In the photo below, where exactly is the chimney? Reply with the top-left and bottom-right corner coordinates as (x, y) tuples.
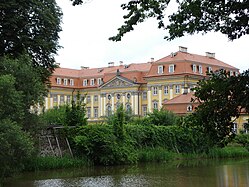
(108, 62), (114, 67)
(206, 52), (215, 58)
(81, 66), (89, 70)
(179, 46), (188, 53)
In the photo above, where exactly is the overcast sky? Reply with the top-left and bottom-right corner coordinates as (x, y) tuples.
(55, 0), (249, 72)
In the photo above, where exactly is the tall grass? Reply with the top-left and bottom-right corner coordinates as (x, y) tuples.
(137, 147), (175, 162)
(25, 156), (91, 171)
(208, 146), (249, 159)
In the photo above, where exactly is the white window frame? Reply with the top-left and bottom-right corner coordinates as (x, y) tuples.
(69, 79), (74, 86)
(94, 95), (98, 102)
(56, 77), (61, 85)
(199, 65), (203, 74)
(164, 86), (168, 95)
(153, 101), (158, 110)
(169, 64), (175, 73)
(94, 108), (98, 118)
(153, 86), (158, 95)
(97, 78), (102, 85)
(87, 95), (91, 103)
(232, 123), (238, 134)
(175, 85), (180, 94)
(142, 92), (147, 100)
(208, 66), (212, 73)
(87, 108), (91, 118)
(83, 79), (88, 86)
(158, 65), (164, 74)
(90, 79), (95, 86)
(142, 105), (147, 116)
(192, 64), (197, 73)
(63, 78), (68, 85)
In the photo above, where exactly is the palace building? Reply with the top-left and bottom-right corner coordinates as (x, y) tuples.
(45, 46), (248, 132)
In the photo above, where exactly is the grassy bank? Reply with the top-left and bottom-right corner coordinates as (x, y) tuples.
(24, 156), (91, 171)
(25, 146), (249, 171)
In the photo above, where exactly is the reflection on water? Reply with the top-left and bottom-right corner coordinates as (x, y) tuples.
(4, 159), (249, 187)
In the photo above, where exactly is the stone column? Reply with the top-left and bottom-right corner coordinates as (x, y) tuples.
(103, 94), (106, 116)
(90, 95), (94, 118)
(50, 96), (53, 108)
(45, 97), (49, 110)
(134, 92), (138, 115)
(158, 85), (162, 109)
(99, 94), (102, 117)
(169, 84), (173, 99)
(147, 86), (152, 112)
(57, 95), (60, 106)
(122, 92), (126, 106)
(111, 93), (114, 111)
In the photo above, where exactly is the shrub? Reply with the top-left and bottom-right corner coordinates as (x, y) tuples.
(0, 119), (34, 179)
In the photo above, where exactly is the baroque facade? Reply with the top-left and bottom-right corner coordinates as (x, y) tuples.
(45, 46), (247, 130)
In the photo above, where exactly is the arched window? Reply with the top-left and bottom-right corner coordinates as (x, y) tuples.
(126, 103), (131, 112)
(106, 105), (112, 116)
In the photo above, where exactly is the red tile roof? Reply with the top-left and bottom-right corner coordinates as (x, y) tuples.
(164, 92), (198, 105)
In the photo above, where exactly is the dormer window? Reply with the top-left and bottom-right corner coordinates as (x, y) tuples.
(199, 65), (203, 74)
(83, 79), (88, 86)
(158, 65), (164, 74)
(63, 78), (68, 85)
(69, 79), (74, 86)
(207, 66), (212, 73)
(235, 71), (239, 76)
(192, 64), (197, 73)
(169, 64), (175, 73)
(97, 78), (102, 85)
(230, 71), (233, 76)
(90, 79), (95, 86)
(56, 77), (61, 85)
(187, 105), (193, 112)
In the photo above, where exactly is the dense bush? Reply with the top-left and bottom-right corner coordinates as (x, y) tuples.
(234, 134), (249, 151)
(40, 106), (67, 125)
(0, 120), (34, 179)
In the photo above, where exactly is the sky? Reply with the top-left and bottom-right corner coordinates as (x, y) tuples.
(55, 0), (249, 72)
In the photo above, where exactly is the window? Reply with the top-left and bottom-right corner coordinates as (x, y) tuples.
(235, 71), (239, 76)
(230, 71), (233, 76)
(116, 93), (121, 100)
(69, 79), (74, 86)
(243, 123), (248, 134)
(83, 79), (88, 86)
(208, 66), (212, 73)
(87, 108), (91, 118)
(232, 123), (238, 134)
(60, 95), (64, 104)
(192, 64), (197, 73)
(164, 86), (169, 95)
(98, 78), (102, 85)
(175, 85), (180, 94)
(94, 95), (98, 102)
(127, 93), (131, 99)
(158, 65), (164, 74)
(107, 94), (112, 100)
(126, 104), (131, 112)
(199, 65), (203, 74)
(153, 101), (158, 110)
(107, 105), (112, 116)
(63, 78), (68, 85)
(187, 105), (193, 112)
(90, 79), (95, 86)
(56, 77), (61, 85)
(169, 64), (175, 73)
(94, 108), (98, 118)
(153, 86), (158, 95)
(53, 95), (57, 103)
(87, 95), (91, 103)
(67, 95), (71, 103)
(142, 105), (147, 116)
(142, 92), (147, 100)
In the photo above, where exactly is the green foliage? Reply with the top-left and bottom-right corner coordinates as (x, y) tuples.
(0, 74), (24, 122)
(73, 125), (137, 165)
(0, 55), (48, 128)
(0, 119), (34, 179)
(191, 70), (249, 148)
(65, 91), (87, 126)
(40, 106), (67, 125)
(0, 0), (62, 82)
(107, 0), (249, 41)
(113, 104), (125, 140)
(234, 134), (249, 151)
(145, 109), (180, 126)
(208, 146), (249, 159)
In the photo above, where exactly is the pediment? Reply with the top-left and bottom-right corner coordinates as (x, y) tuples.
(100, 76), (135, 89)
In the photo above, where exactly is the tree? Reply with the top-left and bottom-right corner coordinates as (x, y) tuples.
(69, 0), (249, 41)
(191, 70), (249, 147)
(0, 0), (62, 82)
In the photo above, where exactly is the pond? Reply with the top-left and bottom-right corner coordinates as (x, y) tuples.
(4, 159), (249, 187)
